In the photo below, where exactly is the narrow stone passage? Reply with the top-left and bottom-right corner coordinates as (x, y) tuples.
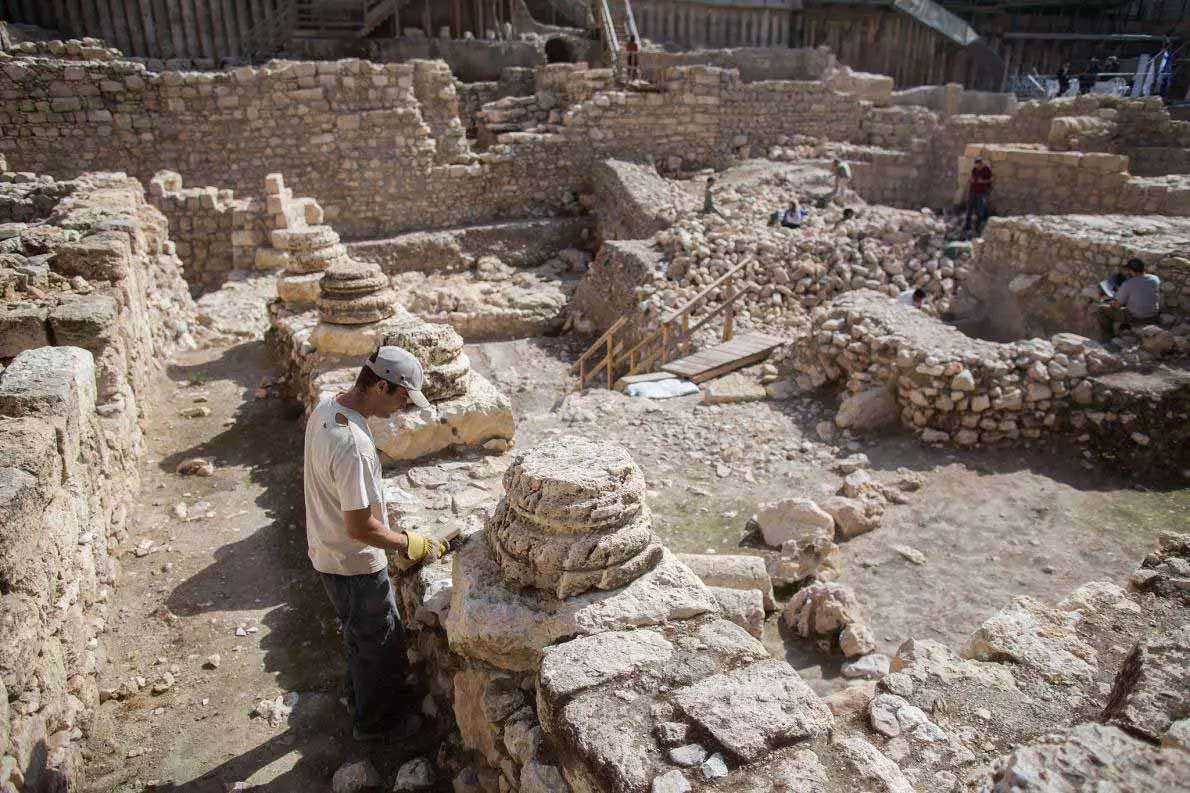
(82, 341), (420, 792)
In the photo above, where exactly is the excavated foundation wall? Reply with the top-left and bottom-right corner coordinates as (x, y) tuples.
(852, 95), (1190, 211)
(963, 215), (1190, 341)
(0, 172), (195, 790)
(146, 172), (269, 294)
(793, 290), (1190, 470)
(0, 50), (869, 240)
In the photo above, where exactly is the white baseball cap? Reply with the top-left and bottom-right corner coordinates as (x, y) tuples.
(365, 346), (431, 408)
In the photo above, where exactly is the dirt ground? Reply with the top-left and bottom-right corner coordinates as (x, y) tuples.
(82, 334), (1189, 790)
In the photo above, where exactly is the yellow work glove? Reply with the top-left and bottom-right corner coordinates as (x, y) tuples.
(402, 529), (447, 565)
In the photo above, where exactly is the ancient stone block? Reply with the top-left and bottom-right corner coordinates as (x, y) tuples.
(48, 294), (118, 348)
(672, 660), (832, 762)
(51, 231), (131, 281)
(485, 438), (663, 599)
(0, 304), (48, 359)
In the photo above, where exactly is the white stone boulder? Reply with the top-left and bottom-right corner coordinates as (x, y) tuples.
(835, 386), (899, 431)
(756, 498), (834, 547)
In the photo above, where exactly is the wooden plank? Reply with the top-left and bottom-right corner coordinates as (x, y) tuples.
(195, 0), (214, 59)
(233, 0), (252, 57)
(94, 0), (118, 49)
(206, 0), (226, 60)
(120, 0), (145, 55)
(176, 0), (199, 60)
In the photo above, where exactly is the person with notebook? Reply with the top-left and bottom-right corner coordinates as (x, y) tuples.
(1097, 258), (1161, 337)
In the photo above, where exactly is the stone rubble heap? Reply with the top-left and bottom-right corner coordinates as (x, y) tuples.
(0, 170), (195, 791)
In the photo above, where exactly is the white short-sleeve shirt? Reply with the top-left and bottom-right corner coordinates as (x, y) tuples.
(303, 395), (388, 576)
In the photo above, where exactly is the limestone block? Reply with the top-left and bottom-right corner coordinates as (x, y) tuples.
(538, 628), (675, 707)
(369, 372), (513, 462)
(673, 553), (775, 611)
(277, 272), (323, 306)
(961, 596), (1098, 684)
(453, 667), (525, 765)
(707, 587), (764, 638)
(701, 373), (766, 404)
(0, 305), (48, 359)
(671, 660), (832, 762)
(51, 231), (131, 281)
(0, 593), (44, 693)
(485, 438), (663, 599)
(756, 498), (834, 548)
(0, 416), (62, 484)
(444, 537), (718, 672)
(0, 347), (96, 470)
(48, 295), (118, 348)
(1102, 625), (1190, 742)
(832, 735), (912, 793)
(836, 386), (899, 431)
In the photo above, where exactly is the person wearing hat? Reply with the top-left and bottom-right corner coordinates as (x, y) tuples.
(303, 345), (445, 741)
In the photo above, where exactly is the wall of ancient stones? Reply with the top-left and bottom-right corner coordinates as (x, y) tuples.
(0, 172), (195, 790)
(962, 214), (1190, 341)
(0, 48), (877, 240)
(958, 145), (1190, 218)
(146, 171), (269, 294)
(793, 290), (1190, 468)
(853, 94), (1190, 211)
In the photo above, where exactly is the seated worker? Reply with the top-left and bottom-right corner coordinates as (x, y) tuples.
(1097, 258), (1161, 337)
(780, 200), (807, 229)
(896, 287), (926, 309)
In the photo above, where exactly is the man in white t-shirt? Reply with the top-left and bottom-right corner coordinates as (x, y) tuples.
(896, 287), (925, 309)
(303, 345), (445, 741)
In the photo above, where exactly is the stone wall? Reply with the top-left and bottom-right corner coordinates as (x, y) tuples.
(792, 290), (1190, 469)
(0, 171), (195, 790)
(589, 159), (698, 242)
(640, 46), (837, 83)
(146, 171), (267, 294)
(962, 214), (1190, 341)
(0, 50), (872, 239)
(958, 145), (1190, 217)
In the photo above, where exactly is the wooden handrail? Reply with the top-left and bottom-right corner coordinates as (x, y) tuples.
(662, 260), (749, 326)
(570, 259), (752, 390)
(570, 316), (627, 373)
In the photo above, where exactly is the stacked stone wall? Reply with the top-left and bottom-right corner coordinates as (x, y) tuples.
(0, 172), (195, 790)
(0, 52), (874, 239)
(146, 171), (269, 294)
(793, 290), (1190, 469)
(959, 145), (1190, 217)
(963, 214), (1190, 341)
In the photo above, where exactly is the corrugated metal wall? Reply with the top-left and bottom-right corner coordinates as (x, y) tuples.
(0, 0), (281, 61)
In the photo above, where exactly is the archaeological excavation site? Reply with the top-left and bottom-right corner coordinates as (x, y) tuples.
(1, 0), (1189, 791)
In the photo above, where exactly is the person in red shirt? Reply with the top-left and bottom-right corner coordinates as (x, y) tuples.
(625, 35), (640, 80)
(964, 157), (993, 238)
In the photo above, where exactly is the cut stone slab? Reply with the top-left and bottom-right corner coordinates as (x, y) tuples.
(701, 372), (767, 404)
(672, 659), (832, 762)
(539, 628), (674, 705)
(1102, 624), (1190, 742)
(0, 305), (48, 359)
(445, 536), (718, 671)
(674, 553), (776, 611)
(369, 372), (513, 462)
(707, 586), (764, 639)
(832, 735), (912, 793)
(756, 498), (834, 548)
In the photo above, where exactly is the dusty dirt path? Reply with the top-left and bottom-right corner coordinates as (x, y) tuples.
(83, 341), (420, 792)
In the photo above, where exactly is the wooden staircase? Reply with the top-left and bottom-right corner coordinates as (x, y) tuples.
(592, 0), (641, 80)
(571, 260), (783, 390)
(291, 0), (400, 39)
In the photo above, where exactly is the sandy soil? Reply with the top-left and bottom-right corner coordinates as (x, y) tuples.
(84, 342), (426, 792)
(82, 335), (1188, 789)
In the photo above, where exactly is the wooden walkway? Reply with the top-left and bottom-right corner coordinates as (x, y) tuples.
(661, 332), (785, 384)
